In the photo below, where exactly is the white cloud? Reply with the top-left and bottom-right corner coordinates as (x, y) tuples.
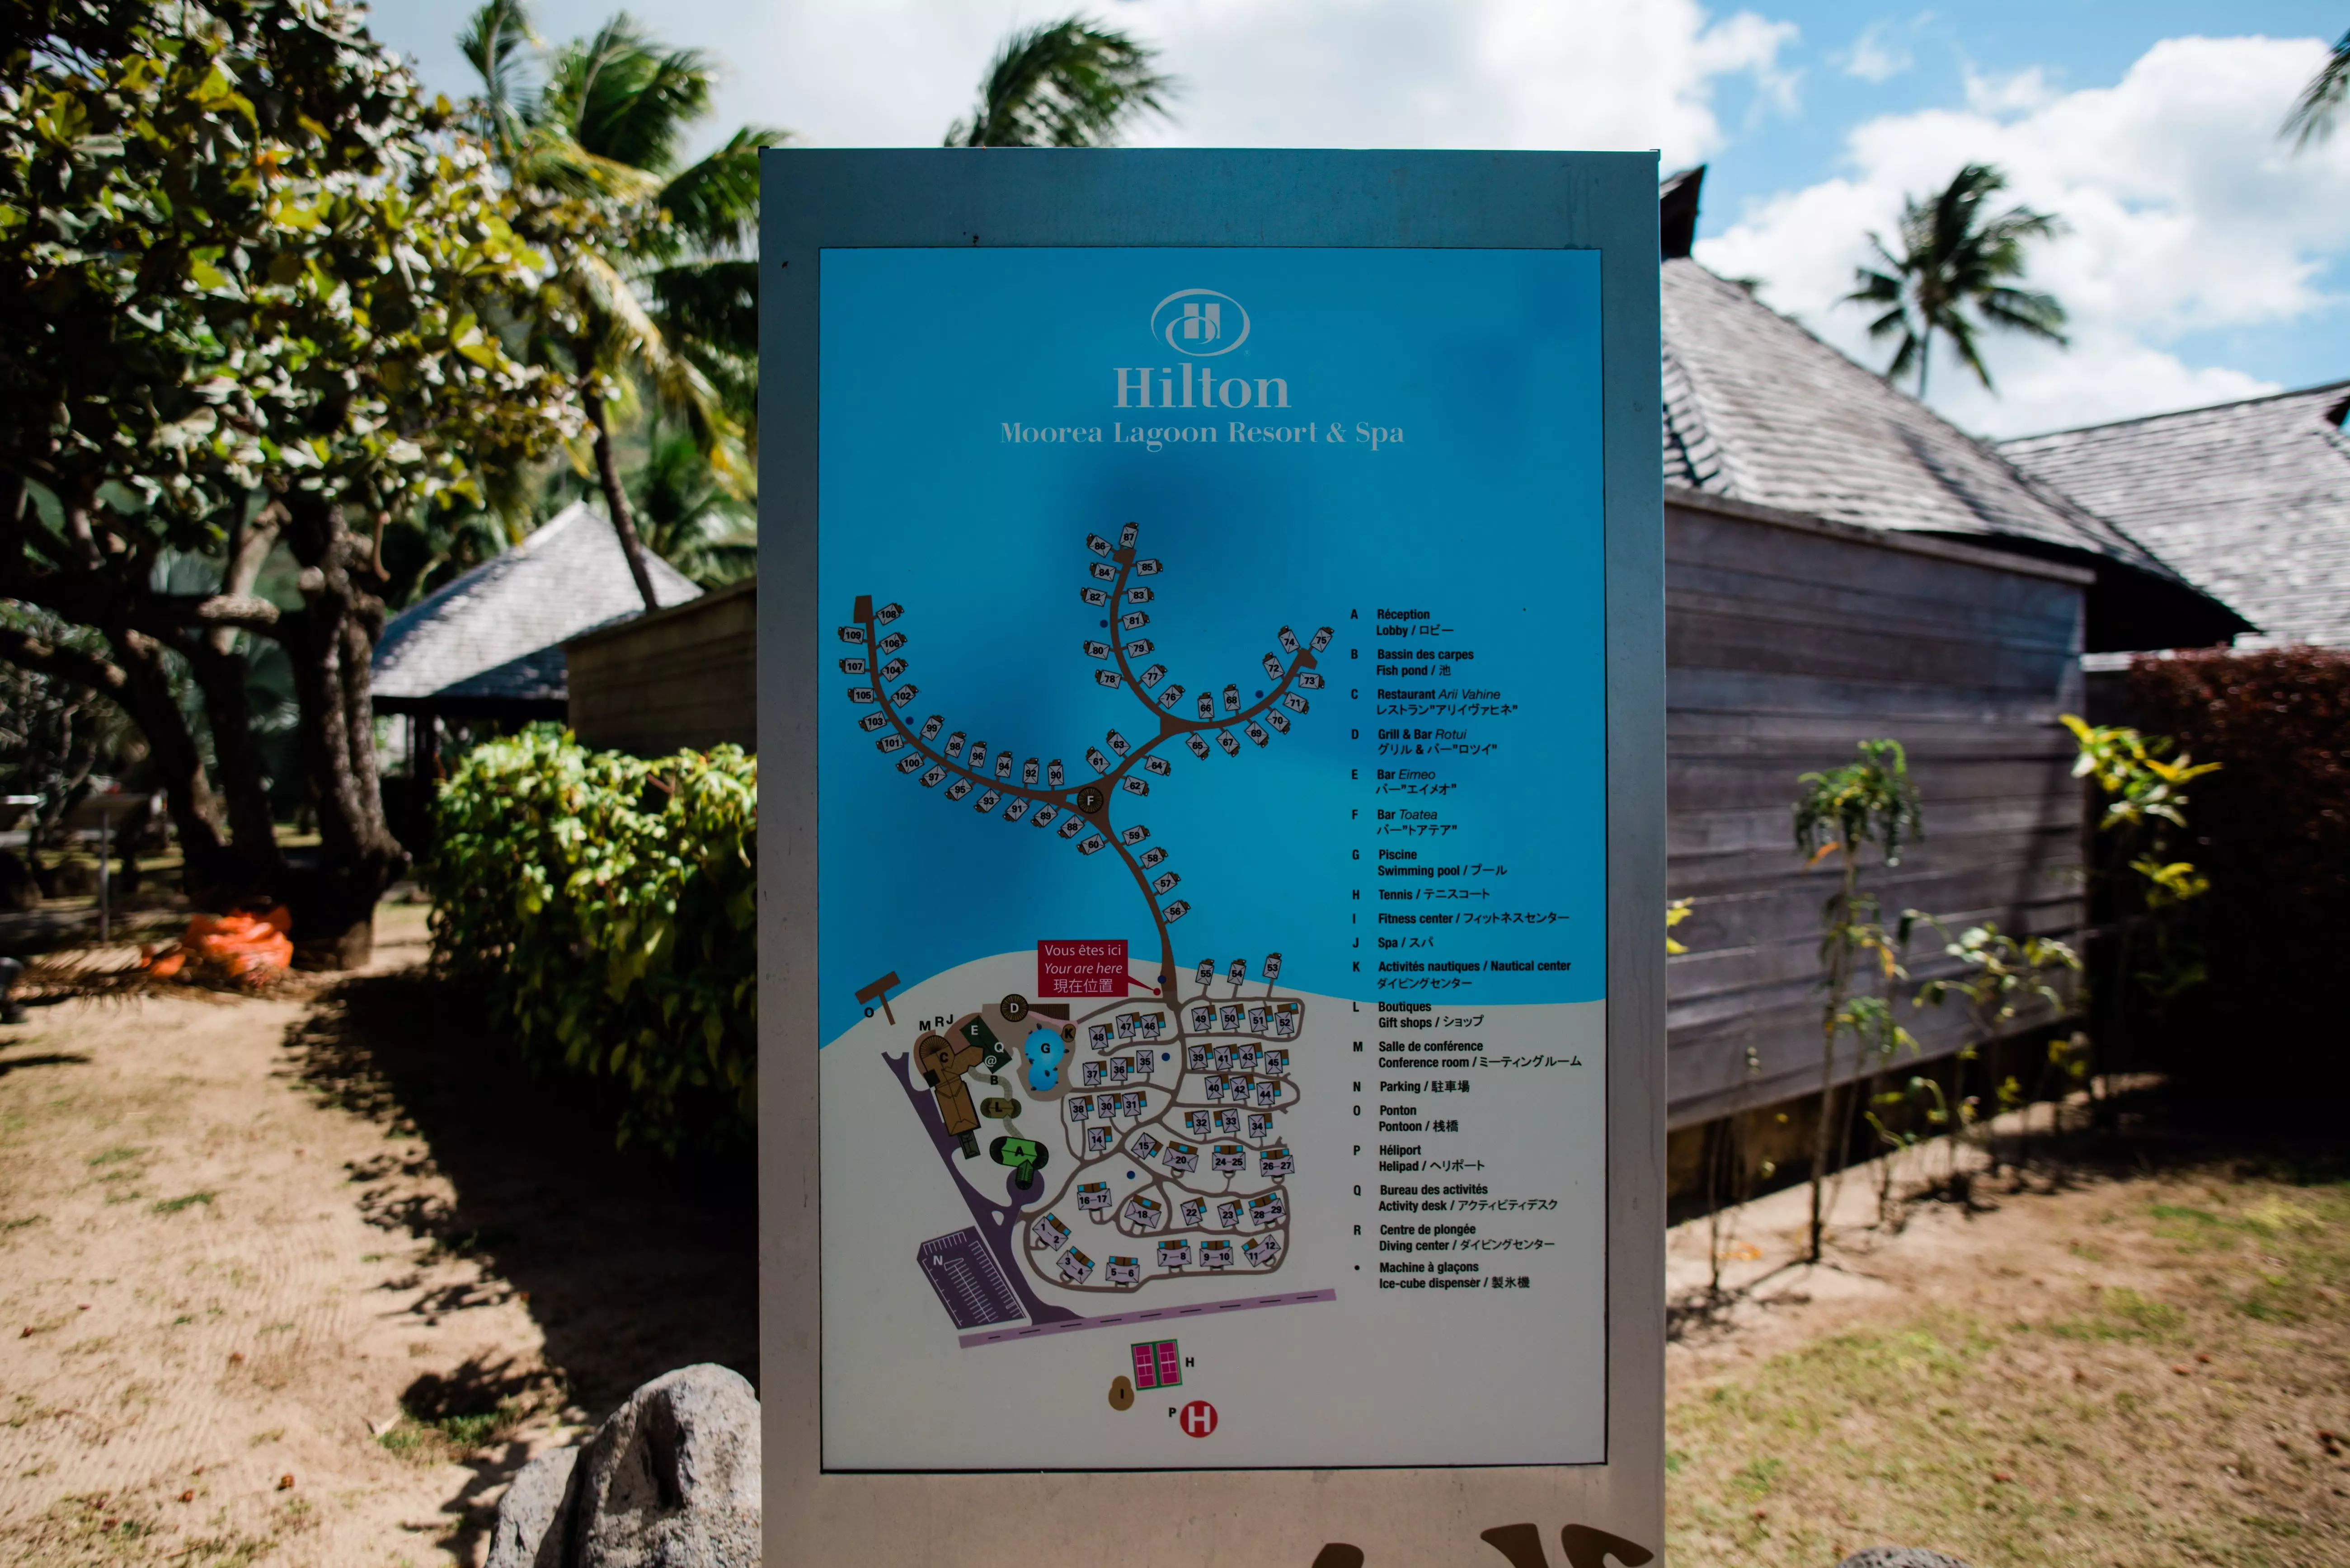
(1961, 64), (2054, 115)
(1697, 34), (2350, 436)
(1842, 20), (1914, 85)
(742, 0), (1800, 169)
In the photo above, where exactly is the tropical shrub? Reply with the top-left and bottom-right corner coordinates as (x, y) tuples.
(430, 730), (755, 1151)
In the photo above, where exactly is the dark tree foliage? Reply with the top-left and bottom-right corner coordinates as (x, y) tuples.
(2125, 647), (2350, 1105)
(1, 0), (578, 959)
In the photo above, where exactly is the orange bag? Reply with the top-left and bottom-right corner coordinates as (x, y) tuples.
(165, 908), (296, 986)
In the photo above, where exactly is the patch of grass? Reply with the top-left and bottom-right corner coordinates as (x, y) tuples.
(376, 1398), (527, 1464)
(1667, 1169), (2350, 1568)
(85, 1146), (141, 1167)
(3, 1214), (46, 1233)
(425, 1225), (517, 1262)
(4, 1494), (166, 1564)
(176, 1531), (281, 1568)
(2242, 1194), (2322, 1235)
(2041, 1286), (2181, 1342)
(149, 1191), (215, 1215)
(1730, 1456), (1785, 1497)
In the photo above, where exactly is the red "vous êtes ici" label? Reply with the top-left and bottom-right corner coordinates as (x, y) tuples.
(1037, 939), (1128, 998)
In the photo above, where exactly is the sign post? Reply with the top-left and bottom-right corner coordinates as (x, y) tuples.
(759, 149), (1664, 1568)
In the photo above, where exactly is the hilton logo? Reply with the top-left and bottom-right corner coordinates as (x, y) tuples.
(1120, 288), (1287, 410)
(1151, 289), (1249, 356)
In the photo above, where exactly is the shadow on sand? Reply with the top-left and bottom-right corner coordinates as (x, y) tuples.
(282, 967), (757, 1556)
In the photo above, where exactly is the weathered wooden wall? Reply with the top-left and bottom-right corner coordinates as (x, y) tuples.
(565, 579), (757, 757)
(1663, 488), (2090, 1128)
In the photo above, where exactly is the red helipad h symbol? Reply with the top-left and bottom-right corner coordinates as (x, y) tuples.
(1180, 1399), (1218, 1437)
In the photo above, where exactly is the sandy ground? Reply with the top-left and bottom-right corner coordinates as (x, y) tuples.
(0, 907), (755, 1568)
(3, 920), (2342, 1568)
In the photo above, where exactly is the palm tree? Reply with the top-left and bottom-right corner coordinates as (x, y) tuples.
(1842, 163), (2068, 399)
(460, 1), (781, 610)
(946, 18), (1175, 146)
(628, 424), (757, 588)
(2284, 28), (2350, 149)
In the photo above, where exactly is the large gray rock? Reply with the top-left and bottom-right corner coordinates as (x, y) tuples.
(486, 1445), (579, 1568)
(1837, 1552), (1973, 1568)
(576, 1364), (762, 1568)
(485, 1364), (760, 1568)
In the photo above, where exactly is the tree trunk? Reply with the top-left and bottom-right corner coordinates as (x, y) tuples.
(190, 505), (292, 873)
(107, 626), (249, 896)
(185, 641), (288, 869)
(278, 493), (408, 967)
(583, 382), (663, 614)
(112, 793), (150, 897)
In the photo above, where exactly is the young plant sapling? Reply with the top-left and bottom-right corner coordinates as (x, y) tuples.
(1792, 738), (1922, 1263)
(2060, 716), (2217, 1083)
(1913, 918), (2082, 1197)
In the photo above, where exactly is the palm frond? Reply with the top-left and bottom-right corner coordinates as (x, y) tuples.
(652, 127), (786, 258)
(626, 428), (756, 586)
(1843, 264), (1904, 312)
(948, 18), (1175, 148)
(544, 15), (715, 173)
(1941, 312), (1993, 392)
(2284, 30), (2350, 149)
(572, 249), (749, 493)
(461, 0), (543, 155)
(1881, 329), (1923, 387)
(502, 122), (665, 202)
(650, 258), (757, 379)
(1974, 284), (2069, 345)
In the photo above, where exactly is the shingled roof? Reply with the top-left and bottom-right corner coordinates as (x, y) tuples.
(372, 501), (700, 716)
(1658, 256), (2247, 651)
(1998, 382), (2350, 648)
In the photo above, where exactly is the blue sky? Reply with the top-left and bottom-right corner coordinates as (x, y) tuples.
(371, 0), (2350, 436)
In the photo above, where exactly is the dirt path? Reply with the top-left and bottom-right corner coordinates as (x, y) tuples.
(1662, 1115), (2350, 1568)
(0, 908), (755, 1568)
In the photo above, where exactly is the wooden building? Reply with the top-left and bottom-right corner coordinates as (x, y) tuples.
(565, 579), (757, 756)
(1650, 173), (2240, 1130)
(1660, 488), (2090, 1126)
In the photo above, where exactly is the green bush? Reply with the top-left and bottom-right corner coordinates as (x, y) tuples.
(429, 730), (756, 1151)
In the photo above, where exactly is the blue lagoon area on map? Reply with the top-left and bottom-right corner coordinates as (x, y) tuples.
(816, 246), (1607, 1045)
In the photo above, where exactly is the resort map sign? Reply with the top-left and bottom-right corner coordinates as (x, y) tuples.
(815, 245), (1612, 1471)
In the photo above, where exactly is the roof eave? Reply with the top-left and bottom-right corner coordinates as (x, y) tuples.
(1908, 531), (2258, 653)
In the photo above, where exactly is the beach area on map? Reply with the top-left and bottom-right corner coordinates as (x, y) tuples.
(818, 950), (1609, 1470)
